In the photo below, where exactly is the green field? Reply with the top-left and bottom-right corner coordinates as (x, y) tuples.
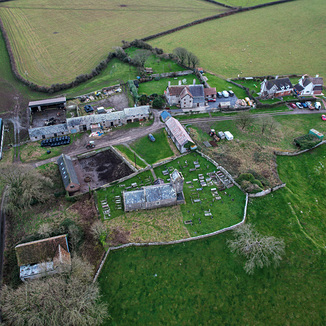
(98, 146), (326, 325)
(0, 0), (225, 85)
(150, 0), (326, 79)
(218, 0), (275, 6)
(129, 129), (174, 165)
(115, 145), (148, 169)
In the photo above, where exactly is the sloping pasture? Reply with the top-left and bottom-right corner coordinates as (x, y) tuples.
(0, 0), (226, 85)
(149, 0), (326, 78)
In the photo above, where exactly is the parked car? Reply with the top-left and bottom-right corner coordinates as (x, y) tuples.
(289, 103), (296, 109)
(245, 97), (252, 106)
(315, 102), (322, 110)
(296, 102), (303, 109)
(228, 90), (234, 97)
(84, 105), (94, 113)
(208, 98), (216, 102)
(148, 134), (155, 142)
(321, 114), (326, 121)
(217, 92), (223, 98)
(222, 90), (229, 98)
(301, 102), (308, 108)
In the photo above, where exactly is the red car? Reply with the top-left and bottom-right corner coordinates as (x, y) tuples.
(208, 98), (216, 102)
(289, 103), (296, 109)
(321, 115), (326, 121)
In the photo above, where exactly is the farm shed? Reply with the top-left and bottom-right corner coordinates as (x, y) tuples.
(260, 78), (293, 99)
(165, 117), (194, 153)
(204, 87), (217, 100)
(15, 234), (71, 281)
(309, 129), (324, 140)
(28, 124), (69, 141)
(123, 169), (184, 212)
(28, 97), (66, 113)
(57, 154), (80, 193)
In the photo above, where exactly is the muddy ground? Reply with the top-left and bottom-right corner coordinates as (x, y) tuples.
(84, 93), (129, 111)
(74, 149), (133, 192)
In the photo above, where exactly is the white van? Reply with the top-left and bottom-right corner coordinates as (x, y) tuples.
(222, 90), (229, 98)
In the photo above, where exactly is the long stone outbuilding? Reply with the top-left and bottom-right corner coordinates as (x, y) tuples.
(28, 105), (151, 141)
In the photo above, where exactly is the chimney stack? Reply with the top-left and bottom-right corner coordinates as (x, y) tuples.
(193, 79), (196, 86)
(178, 80), (181, 86)
(168, 81), (171, 87)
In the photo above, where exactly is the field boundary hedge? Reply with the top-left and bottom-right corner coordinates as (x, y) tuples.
(274, 140), (326, 156)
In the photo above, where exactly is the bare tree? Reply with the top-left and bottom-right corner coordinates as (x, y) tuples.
(187, 52), (199, 68)
(91, 220), (108, 243)
(0, 164), (53, 213)
(0, 257), (109, 325)
(173, 47), (188, 65)
(133, 49), (151, 68)
(258, 116), (276, 135)
(228, 224), (285, 275)
(236, 111), (254, 130)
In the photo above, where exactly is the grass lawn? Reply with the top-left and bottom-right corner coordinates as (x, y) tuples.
(19, 133), (83, 163)
(98, 193), (325, 325)
(63, 58), (138, 98)
(149, 0), (326, 79)
(129, 129), (174, 165)
(0, 0), (225, 85)
(114, 145), (147, 169)
(205, 73), (247, 98)
(176, 113), (210, 120)
(125, 47), (184, 74)
(138, 74), (200, 96)
(153, 152), (246, 236)
(218, 0), (273, 6)
(98, 146), (326, 325)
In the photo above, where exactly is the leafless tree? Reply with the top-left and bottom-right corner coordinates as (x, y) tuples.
(236, 111), (254, 130)
(91, 220), (108, 243)
(133, 49), (151, 68)
(258, 116), (276, 135)
(173, 47), (188, 65)
(0, 164), (53, 214)
(228, 224), (285, 275)
(0, 257), (109, 325)
(187, 52), (199, 69)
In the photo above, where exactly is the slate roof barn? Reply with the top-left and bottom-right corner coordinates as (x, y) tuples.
(165, 117), (194, 153)
(57, 154), (80, 193)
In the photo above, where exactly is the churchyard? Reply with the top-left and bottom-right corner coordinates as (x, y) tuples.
(96, 152), (246, 238)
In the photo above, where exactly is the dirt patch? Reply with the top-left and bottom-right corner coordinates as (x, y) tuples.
(87, 93), (128, 111)
(75, 149), (133, 192)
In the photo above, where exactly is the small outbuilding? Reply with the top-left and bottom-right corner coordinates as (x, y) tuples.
(309, 129), (324, 140)
(15, 234), (71, 281)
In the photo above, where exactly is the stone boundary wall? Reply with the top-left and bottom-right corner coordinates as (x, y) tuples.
(202, 0), (235, 9)
(274, 140), (326, 156)
(151, 70), (193, 79)
(248, 183), (286, 197)
(110, 145), (138, 173)
(93, 192), (249, 282)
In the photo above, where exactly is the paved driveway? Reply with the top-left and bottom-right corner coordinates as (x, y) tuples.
(206, 95), (238, 109)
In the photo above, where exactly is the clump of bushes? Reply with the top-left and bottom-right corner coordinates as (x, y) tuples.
(236, 173), (263, 193)
(294, 134), (321, 150)
(128, 80), (139, 102)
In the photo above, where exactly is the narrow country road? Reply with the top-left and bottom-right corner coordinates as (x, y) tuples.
(33, 108), (324, 167)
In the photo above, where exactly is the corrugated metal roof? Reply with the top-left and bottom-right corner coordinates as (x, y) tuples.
(57, 154), (79, 189)
(160, 111), (172, 122)
(28, 97), (66, 107)
(165, 117), (194, 147)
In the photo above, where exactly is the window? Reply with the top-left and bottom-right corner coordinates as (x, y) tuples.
(54, 133), (57, 137)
